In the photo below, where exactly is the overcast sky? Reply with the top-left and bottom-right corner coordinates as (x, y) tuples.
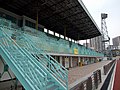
(82, 0), (120, 44)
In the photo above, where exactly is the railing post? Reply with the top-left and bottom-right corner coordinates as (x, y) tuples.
(80, 82), (84, 90)
(94, 71), (98, 89)
(86, 77), (92, 90)
(98, 70), (102, 83)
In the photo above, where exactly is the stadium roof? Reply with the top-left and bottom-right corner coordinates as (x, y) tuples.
(0, 0), (101, 40)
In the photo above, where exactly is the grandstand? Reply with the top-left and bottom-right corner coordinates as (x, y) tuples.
(0, 0), (104, 90)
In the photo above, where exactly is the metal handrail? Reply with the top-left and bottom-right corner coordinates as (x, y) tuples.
(0, 27), (48, 90)
(23, 33), (68, 89)
(1, 26), (68, 89)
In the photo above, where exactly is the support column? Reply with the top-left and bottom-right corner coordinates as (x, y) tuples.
(86, 39), (88, 48)
(78, 57), (80, 66)
(70, 57), (73, 67)
(64, 26), (66, 39)
(60, 56), (62, 65)
(78, 33), (79, 40)
(54, 31), (55, 36)
(93, 58), (94, 63)
(83, 57), (85, 65)
(36, 10), (38, 30)
(65, 57), (69, 69)
(22, 16), (25, 27)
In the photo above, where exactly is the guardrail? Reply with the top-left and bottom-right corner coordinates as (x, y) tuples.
(1, 26), (68, 90)
(23, 34), (68, 89)
(103, 60), (115, 75)
(0, 27), (48, 90)
(70, 60), (116, 90)
(101, 61), (115, 90)
(70, 69), (102, 90)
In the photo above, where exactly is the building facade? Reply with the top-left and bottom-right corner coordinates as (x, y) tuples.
(112, 36), (120, 46)
(90, 36), (102, 52)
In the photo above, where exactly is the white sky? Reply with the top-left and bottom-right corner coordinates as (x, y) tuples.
(81, 0), (120, 44)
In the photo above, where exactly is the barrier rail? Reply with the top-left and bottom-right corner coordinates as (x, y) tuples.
(101, 61), (115, 90)
(23, 33), (68, 89)
(71, 69), (102, 90)
(103, 60), (115, 75)
(1, 26), (68, 90)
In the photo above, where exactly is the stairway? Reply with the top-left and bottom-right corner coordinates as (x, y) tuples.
(22, 32), (68, 90)
(21, 30), (68, 90)
(0, 27), (68, 90)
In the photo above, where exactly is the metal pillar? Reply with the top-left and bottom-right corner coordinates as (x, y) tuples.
(101, 13), (110, 55)
(36, 10), (38, 30)
(64, 26), (66, 39)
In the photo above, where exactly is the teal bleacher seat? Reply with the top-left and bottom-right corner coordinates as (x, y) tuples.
(0, 18), (104, 57)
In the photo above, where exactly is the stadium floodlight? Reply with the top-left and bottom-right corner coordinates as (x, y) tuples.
(101, 13), (108, 19)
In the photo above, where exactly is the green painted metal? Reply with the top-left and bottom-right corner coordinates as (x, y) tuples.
(0, 17), (104, 90)
(0, 17), (104, 57)
(0, 26), (68, 90)
(0, 27), (48, 90)
(23, 35), (68, 89)
(1, 26), (68, 90)
(0, 57), (14, 84)
(4, 64), (9, 72)
(22, 26), (104, 57)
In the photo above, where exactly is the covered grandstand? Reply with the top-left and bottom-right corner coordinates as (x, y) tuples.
(0, 0), (101, 40)
(0, 0), (104, 90)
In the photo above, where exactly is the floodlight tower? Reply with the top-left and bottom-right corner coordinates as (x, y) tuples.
(101, 13), (109, 53)
(101, 13), (112, 59)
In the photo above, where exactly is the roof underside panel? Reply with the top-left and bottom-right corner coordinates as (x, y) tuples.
(0, 0), (101, 40)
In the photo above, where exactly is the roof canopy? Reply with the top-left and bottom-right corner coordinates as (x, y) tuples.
(0, 0), (101, 40)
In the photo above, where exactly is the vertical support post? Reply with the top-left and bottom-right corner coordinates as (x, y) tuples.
(64, 26), (66, 39)
(83, 57), (85, 65)
(22, 16), (25, 28)
(86, 77), (92, 90)
(59, 34), (60, 38)
(70, 57), (73, 67)
(77, 34), (80, 44)
(101, 15), (103, 53)
(94, 71), (98, 89)
(47, 29), (49, 34)
(36, 9), (38, 30)
(86, 39), (88, 48)
(90, 39), (92, 47)
(54, 31), (55, 36)
(15, 78), (18, 90)
(78, 33), (79, 40)
(78, 57), (80, 66)
(60, 56), (62, 65)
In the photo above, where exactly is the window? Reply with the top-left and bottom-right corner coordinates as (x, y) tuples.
(60, 35), (64, 39)
(44, 28), (47, 33)
(49, 30), (54, 35)
(55, 33), (59, 37)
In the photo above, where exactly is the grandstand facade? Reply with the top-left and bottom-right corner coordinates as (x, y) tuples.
(0, 0), (104, 90)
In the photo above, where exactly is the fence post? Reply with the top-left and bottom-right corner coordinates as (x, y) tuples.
(94, 71), (98, 89)
(86, 76), (92, 90)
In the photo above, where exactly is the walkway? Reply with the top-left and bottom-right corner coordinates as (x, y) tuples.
(113, 60), (120, 90)
(68, 61), (110, 89)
